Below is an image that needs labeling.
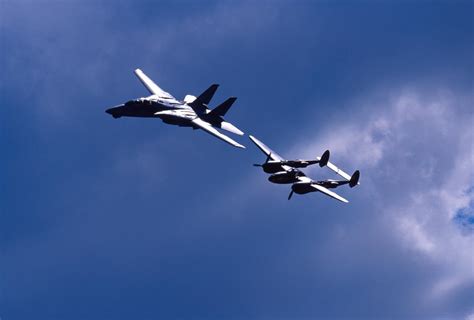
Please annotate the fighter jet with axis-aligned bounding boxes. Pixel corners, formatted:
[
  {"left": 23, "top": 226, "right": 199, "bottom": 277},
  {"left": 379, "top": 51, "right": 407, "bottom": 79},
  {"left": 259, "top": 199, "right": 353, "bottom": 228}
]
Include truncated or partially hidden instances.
[
  {"left": 249, "top": 135, "right": 360, "bottom": 202},
  {"left": 106, "top": 69, "right": 245, "bottom": 148}
]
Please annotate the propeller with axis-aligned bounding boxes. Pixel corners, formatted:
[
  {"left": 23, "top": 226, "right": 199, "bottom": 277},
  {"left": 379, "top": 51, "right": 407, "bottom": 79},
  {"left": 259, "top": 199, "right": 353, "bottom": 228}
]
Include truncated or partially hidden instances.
[
  {"left": 288, "top": 190, "right": 294, "bottom": 200},
  {"left": 253, "top": 153, "right": 272, "bottom": 167},
  {"left": 266, "top": 152, "right": 272, "bottom": 163}
]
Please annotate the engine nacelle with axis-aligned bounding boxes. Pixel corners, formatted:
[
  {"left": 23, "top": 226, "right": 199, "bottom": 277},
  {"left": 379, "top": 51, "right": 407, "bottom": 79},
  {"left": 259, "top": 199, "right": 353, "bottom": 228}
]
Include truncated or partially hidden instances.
[
  {"left": 291, "top": 182, "right": 314, "bottom": 194},
  {"left": 261, "top": 161, "right": 285, "bottom": 174}
]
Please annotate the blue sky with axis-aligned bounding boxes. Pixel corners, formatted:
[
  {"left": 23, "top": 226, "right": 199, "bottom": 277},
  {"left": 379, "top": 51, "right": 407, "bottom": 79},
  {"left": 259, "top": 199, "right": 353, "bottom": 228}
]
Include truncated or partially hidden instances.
[{"left": 1, "top": 1, "right": 473, "bottom": 319}]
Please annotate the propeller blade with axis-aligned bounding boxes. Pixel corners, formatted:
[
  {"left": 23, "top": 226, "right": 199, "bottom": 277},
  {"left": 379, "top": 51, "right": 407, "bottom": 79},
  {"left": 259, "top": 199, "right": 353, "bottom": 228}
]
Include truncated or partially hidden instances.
[
  {"left": 253, "top": 164, "right": 262, "bottom": 167},
  {"left": 265, "top": 152, "right": 272, "bottom": 163},
  {"left": 288, "top": 190, "right": 294, "bottom": 200}
]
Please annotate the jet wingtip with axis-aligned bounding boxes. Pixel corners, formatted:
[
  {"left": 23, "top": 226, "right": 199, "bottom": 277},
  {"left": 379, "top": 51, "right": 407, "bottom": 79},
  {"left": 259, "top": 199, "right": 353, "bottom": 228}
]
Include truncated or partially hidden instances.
[{"left": 235, "top": 143, "right": 246, "bottom": 149}]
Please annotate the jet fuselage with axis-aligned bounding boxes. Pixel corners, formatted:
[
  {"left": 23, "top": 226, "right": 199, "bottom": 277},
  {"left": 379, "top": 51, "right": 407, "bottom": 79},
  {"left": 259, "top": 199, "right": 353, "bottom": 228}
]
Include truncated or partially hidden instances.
[
  {"left": 105, "top": 69, "right": 245, "bottom": 148},
  {"left": 106, "top": 99, "right": 198, "bottom": 128}
]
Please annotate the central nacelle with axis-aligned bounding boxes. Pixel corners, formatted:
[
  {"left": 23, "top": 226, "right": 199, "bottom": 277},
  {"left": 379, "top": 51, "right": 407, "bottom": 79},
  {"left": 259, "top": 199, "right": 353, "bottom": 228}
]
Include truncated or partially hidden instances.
[{"left": 268, "top": 171, "right": 301, "bottom": 184}]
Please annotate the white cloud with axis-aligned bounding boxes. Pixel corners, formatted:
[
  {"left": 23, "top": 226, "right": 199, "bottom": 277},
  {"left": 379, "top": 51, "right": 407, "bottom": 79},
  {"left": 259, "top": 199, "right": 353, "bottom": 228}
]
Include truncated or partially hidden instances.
[
  {"left": 397, "top": 215, "right": 435, "bottom": 253},
  {"left": 295, "top": 86, "right": 474, "bottom": 309}
]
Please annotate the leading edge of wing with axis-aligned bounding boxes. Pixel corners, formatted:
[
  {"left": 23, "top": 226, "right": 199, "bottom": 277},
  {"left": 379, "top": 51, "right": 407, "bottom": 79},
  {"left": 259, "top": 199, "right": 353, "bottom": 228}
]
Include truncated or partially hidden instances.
[
  {"left": 311, "top": 183, "right": 349, "bottom": 203},
  {"left": 192, "top": 117, "right": 245, "bottom": 149},
  {"left": 248, "top": 135, "right": 284, "bottom": 161},
  {"left": 134, "top": 69, "right": 175, "bottom": 99},
  {"left": 325, "top": 161, "right": 355, "bottom": 183}
]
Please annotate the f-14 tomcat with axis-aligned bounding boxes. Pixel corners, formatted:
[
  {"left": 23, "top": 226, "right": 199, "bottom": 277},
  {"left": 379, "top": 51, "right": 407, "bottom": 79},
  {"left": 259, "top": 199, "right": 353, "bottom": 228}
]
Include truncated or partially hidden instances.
[
  {"left": 249, "top": 135, "right": 360, "bottom": 202},
  {"left": 106, "top": 69, "right": 245, "bottom": 148}
]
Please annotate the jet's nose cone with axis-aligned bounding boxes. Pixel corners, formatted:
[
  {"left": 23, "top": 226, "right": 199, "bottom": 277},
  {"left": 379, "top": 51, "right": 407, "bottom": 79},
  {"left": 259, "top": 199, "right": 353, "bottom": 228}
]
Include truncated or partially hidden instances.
[{"left": 105, "top": 105, "right": 123, "bottom": 118}]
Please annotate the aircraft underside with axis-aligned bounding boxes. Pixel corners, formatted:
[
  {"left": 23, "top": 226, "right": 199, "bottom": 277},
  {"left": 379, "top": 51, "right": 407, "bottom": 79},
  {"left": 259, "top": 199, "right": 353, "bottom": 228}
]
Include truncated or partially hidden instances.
[{"left": 106, "top": 103, "right": 164, "bottom": 118}]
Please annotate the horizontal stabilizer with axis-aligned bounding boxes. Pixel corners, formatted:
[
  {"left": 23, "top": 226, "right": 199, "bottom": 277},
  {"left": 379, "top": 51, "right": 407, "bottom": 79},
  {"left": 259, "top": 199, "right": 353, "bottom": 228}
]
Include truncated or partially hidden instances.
[
  {"left": 220, "top": 121, "right": 244, "bottom": 136},
  {"left": 189, "top": 84, "right": 219, "bottom": 113},
  {"left": 210, "top": 97, "right": 237, "bottom": 117},
  {"left": 311, "top": 183, "right": 349, "bottom": 203},
  {"left": 134, "top": 69, "right": 174, "bottom": 99}
]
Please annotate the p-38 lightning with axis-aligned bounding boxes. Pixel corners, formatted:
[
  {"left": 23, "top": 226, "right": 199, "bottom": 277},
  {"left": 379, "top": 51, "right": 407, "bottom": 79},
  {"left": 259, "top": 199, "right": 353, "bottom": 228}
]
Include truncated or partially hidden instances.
[
  {"left": 106, "top": 69, "right": 245, "bottom": 148},
  {"left": 250, "top": 135, "right": 360, "bottom": 203}
]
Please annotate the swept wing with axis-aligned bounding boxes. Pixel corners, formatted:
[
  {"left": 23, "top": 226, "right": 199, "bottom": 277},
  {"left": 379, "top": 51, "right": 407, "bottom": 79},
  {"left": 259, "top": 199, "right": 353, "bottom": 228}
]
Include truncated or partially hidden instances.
[
  {"left": 134, "top": 69, "right": 175, "bottom": 99},
  {"left": 191, "top": 117, "right": 245, "bottom": 149}
]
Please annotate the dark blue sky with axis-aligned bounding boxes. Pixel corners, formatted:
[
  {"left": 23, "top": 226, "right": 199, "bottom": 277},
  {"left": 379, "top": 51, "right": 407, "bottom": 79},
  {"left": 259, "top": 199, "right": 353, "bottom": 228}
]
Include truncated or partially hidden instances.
[{"left": 2, "top": 1, "right": 473, "bottom": 319}]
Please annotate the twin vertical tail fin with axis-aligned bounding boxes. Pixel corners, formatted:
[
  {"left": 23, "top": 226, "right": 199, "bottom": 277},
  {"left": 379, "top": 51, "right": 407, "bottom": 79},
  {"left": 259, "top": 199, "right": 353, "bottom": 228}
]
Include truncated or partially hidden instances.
[
  {"left": 211, "top": 97, "right": 244, "bottom": 136},
  {"left": 209, "top": 97, "right": 237, "bottom": 117},
  {"left": 188, "top": 84, "right": 219, "bottom": 113},
  {"left": 188, "top": 86, "right": 244, "bottom": 136}
]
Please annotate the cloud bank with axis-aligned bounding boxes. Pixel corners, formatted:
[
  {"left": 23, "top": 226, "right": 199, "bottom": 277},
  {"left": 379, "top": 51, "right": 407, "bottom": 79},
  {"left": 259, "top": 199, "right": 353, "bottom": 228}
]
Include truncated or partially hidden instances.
[
  {"left": 2, "top": 1, "right": 473, "bottom": 319},
  {"left": 293, "top": 85, "right": 474, "bottom": 317}
]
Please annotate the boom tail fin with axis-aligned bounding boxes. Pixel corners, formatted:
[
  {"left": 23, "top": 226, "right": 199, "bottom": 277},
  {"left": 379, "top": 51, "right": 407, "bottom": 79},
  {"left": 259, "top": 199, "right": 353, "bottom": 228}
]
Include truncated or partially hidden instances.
[
  {"left": 349, "top": 170, "right": 360, "bottom": 188},
  {"left": 319, "top": 150, "right": 330, "bottom": 167}
]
